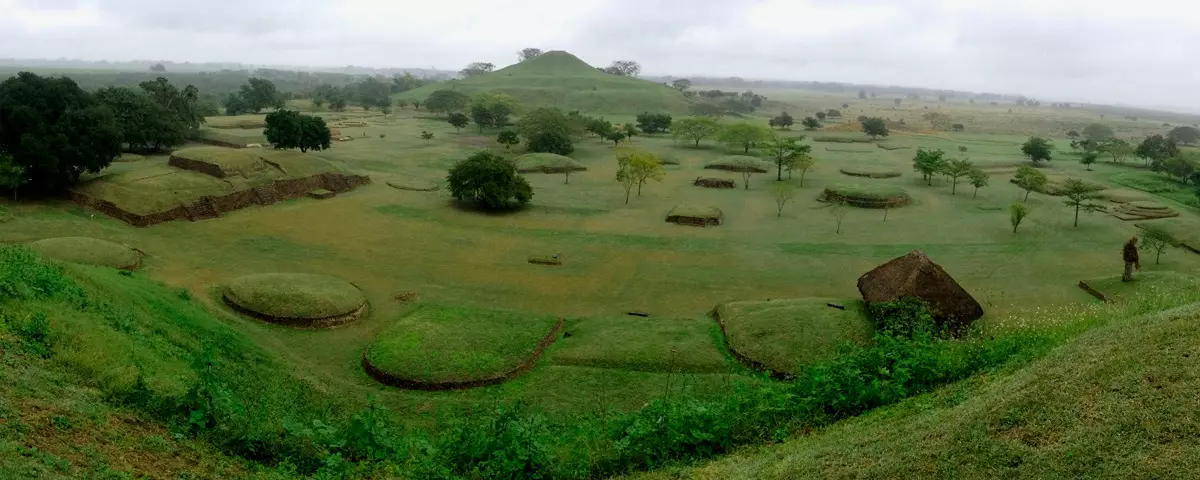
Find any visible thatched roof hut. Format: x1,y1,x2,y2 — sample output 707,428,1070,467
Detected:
856,250,983,332
666,205,724,227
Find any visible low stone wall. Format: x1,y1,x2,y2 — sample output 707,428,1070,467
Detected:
168,155,228,178
362,319,564,391
71,172,371,227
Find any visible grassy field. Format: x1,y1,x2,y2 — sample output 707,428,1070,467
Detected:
25,236,140,269
717,298,875,375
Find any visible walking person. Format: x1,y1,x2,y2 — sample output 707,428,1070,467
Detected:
1123,236,1141,282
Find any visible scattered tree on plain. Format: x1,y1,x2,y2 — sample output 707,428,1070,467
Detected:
673,116,722,147
1020,136,1053,164
771,182,796,217
826,109,841,118
861,117,889,139
719,123,773,153
958,145,968,153
353,77,392,110
1098,138,1133,164
1010,203,1029,233
0,72,121,194
1082,123,1114,140
893,98,902,106
765,135,812,181
623,123,639,142
96,87,186,152
1080,151,1098,170
420,131,434,143
425,89,471,115
614,148,665,200
605,131,627,146
264,110,332,153
671,78,692,92
1061,178,1104,227
518,107,576,155
732,157,762,190
1014,165,1047,202
410,99,422,110
826,200,849,234
1067,130,1080,138
225,78,284,114
635,112,672,134
769,112,794,130
150,63,166,72
447,151,533,210
967,168,989,198
942,158,974,195
801,117,821,131
1140,225,1176,264
1135,134,1178,169
1168,126,1200,145
447,112,469,133
470,93,519,130
497,130,520,149
459,62,495,78
912,148,947,186
603,60,641,77
517,48,543,62
791,154,815,186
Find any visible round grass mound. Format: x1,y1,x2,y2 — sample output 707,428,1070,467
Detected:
820,183,912,208
715,298,875,377
705,155,771,173
514,153,586,173
27,237,141,270
839,167,902,179
222,273,367,327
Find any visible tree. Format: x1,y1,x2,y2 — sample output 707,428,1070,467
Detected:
470,93,519,130
517,48,543,62
1010,203,1029,233
912,148,947,186
264,110,331,153
921,112,952,130
528,131,574,156
635,112,672,134
827,109,842,118
765,135,812,181
815,111,827,122
410,99,422,110
1020,136,1053,164
353,77,392,110
1082,123,1115,140
1140,224,1175,265
1067,130,1080,138
769,112,794,130
603,61,641,77
605,131,627,146
1136,134,1178,168
420,131,434,143
732,157,762,190
826,200,849,234
0,72,121,194
1080,151,1098,170
1098,138,1133,163
447,151,532,209
138,77,204,131
617,148,665,198
967,168,989,199
719,123,772,153
425,89,471,115
671,79,692,92
150,63,166,72
0,154,27,201
459,62,495,78
1014,165,1048,202
497,130,520,149
622,123,639,142
943,158,974,195
801,117,820,131
861,117,888,139
447,112,469,133
792,155,815,186
771,183,796,217
95,87,184,152
673,116,722,147
952,122,965,131
1168,126,1200,145
1161,155,1196,183
586,117,614,139
1061,178,1104,227
519,108,576,155
233,78,284,113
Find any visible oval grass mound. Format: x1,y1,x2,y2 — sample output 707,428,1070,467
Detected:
515,153,586,173
839,167,902,179
223,273,367,327
704,155,771,173
714,298,875,377
363,304,563,390
27,237,141,270
820,183,912,208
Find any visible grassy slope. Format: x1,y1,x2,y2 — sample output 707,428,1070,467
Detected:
631,301,1200,479
223,272,365,319
718,298,875,375
550,316,731,373
26,237,140,269
396,51,690,115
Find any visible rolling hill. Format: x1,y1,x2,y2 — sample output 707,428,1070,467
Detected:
396,51,691,115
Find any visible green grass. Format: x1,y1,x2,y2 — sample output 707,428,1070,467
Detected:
222,272,365,319
550,316,731,373
823,183,912,201
395,51,690,115
204,114,267,129
1083,271,1200,303
705,155,772,172
716,298,875,374
1110,171,1200,207
515,152,586,173
812,136,874,143
840,166,903,178
26,237,140,269
194,127,265,147
365,304,560,382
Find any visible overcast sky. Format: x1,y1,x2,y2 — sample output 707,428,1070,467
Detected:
3,0,1199,110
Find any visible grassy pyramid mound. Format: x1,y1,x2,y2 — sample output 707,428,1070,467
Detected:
397,51,690,114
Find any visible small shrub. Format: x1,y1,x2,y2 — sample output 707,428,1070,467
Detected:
866,298,941,338
16,311,52,358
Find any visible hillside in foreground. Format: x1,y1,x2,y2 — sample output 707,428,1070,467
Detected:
630,302,1200,479
396,51,691,114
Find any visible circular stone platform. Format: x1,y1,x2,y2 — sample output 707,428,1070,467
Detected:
27,237,141,270
222,273,367,327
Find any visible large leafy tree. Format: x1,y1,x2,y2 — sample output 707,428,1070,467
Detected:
614,148,665,202
447,151,532,209
602,60,641,77
0,72,121,194
1168,126,1200,145
967,168,990,198
229,78,284,114
354,77,393,110
447,113,469,133
139,77,204,130
425,89,471,115
263,110,331,153
1014,165,1048,202
95,87,183,152
517,107,576,155
671,78,692,92
1082,123,1114,140
768,112,794,130
496,130,520,149
912,148,947,185
942,158,974,195
1097,138,1133,164
861,117,888,139
1135,134,1178,169
635,112,672,134
1020,136,1053,164
470,93,519,130
517,48,543,62
672,116,722,147
459,62,495,78
764,135,812,181
719,123,772,153
801,117,821,131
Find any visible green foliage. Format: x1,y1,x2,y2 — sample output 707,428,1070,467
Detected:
861,117,888,139
1014,165,1048,201
967,169,989,198
1082,123,1114,140
1098,137,1133,163
264,110,332,153
528,131,575,156
420,130,434,142
1157,153,1197,183
801,117,820,130
673,116,722,147
432,403,556,479
815,111,827,121
942,158,974,195
764,135,812,181
447,112,470,132
225,77,284,114
1167,125,1200,145
425,89,471,114
867,298,939,338
518,107,578,154
350,77,392,110
1080,151,1099,170
471,93,519,130
1061,178,1105,227
459,61,496,78
1135,134,1178,169
0,153,27,199
769,112,795,130
719,122,772,153
96,86,185,152
771,182,796,217
635,112,672,134
447,151,533,210
671,78,692,91
518,48,544,62
1139,224,1175,265
912,148,947,185
1021,136,1054,164
0,72,122,194
827,109,842,118
497,130,520,149
1010,202,1029,233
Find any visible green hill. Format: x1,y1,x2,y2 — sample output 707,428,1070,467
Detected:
397,51,690,115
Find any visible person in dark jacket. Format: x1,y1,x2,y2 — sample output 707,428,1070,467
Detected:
1123,236,1140,282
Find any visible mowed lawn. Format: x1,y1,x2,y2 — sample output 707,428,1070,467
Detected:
4,105,1200,420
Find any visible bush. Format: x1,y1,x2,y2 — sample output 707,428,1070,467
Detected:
527,131,574,156
866,298,940,338
447,151,533,209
